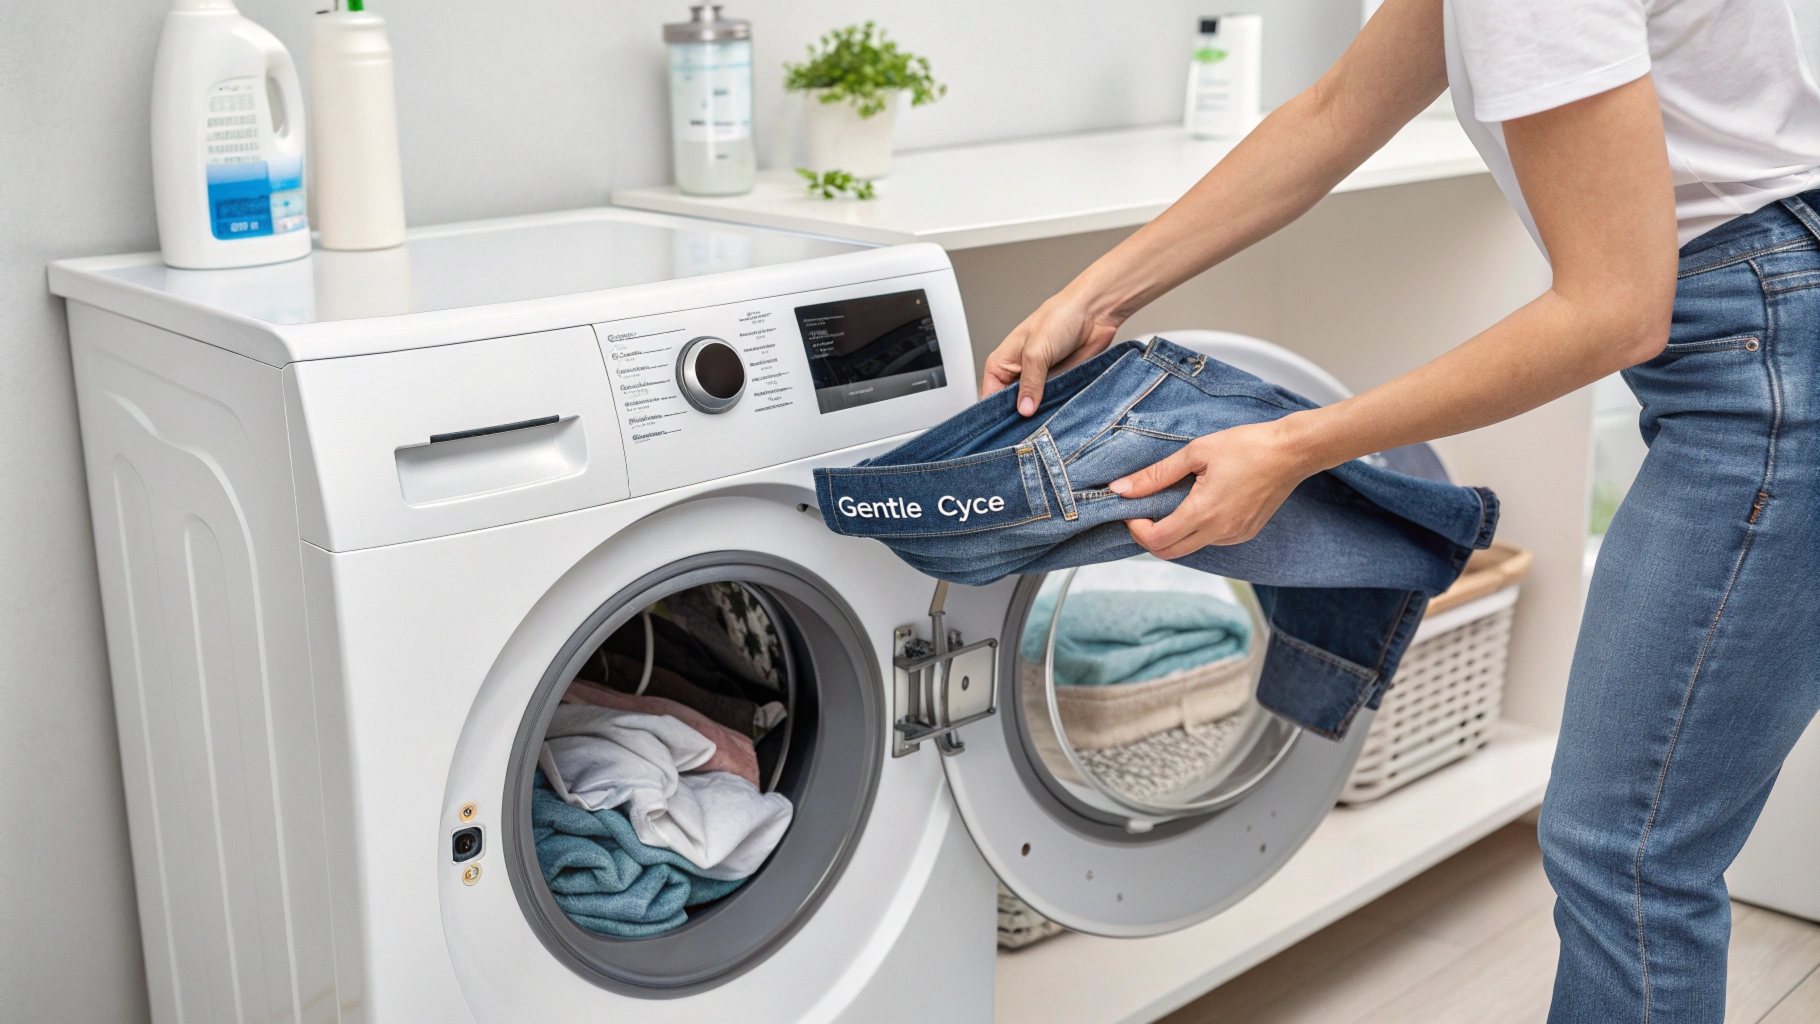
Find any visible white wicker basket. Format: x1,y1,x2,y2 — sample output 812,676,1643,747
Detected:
997,884,1066,949
1339,543,1531,804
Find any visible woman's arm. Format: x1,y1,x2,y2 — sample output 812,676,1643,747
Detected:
1118,74,1678,557
981,0,1450,413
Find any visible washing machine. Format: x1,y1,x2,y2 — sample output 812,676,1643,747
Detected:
52,209,1376,1024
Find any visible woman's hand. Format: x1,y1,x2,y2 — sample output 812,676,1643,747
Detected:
979,288,1128,416
1113,417,1320,559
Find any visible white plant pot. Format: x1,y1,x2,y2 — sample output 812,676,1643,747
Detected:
801,89,900,180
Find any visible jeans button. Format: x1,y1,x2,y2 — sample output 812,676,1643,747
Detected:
1745,338,1761,352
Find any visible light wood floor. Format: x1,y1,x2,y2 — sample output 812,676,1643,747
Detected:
1159,822,1820,1024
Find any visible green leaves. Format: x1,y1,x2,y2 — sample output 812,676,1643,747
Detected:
796,168,876,200
783,21,947,118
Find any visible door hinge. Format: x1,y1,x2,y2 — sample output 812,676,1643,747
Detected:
893,581,998,757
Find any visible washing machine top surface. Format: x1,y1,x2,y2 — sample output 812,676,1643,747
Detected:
48,207,933,366
54,208,865,327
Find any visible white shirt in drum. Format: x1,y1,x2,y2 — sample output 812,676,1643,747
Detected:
1442,0,1820,248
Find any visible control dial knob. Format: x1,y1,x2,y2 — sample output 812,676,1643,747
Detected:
675,336,746,414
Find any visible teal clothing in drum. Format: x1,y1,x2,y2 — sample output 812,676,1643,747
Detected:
1020,590,1252,688
532,774,743,937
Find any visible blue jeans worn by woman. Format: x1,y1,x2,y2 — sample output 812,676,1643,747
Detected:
1543,193,1820,1021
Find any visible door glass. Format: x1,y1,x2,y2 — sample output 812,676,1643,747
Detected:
1018,554,1296,825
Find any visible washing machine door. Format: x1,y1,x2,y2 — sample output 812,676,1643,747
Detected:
931,332,1416,937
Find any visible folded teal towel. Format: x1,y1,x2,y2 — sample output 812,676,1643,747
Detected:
533,774,745,937
1021,590,1252,687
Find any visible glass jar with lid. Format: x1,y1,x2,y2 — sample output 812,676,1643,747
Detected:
664,5,756,196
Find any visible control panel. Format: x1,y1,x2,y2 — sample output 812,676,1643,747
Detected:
594,268,971,496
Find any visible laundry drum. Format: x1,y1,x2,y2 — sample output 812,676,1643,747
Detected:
502,553,882,994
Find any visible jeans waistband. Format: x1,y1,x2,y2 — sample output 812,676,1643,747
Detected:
1679,190,1820,275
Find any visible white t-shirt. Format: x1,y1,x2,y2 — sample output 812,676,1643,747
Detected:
1444,0,1820,249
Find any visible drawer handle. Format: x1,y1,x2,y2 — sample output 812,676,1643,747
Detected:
429,415,561,444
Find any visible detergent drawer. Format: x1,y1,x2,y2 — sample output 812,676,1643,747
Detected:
286,325,629,551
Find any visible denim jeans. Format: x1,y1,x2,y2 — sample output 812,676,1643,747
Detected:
1543,194,1820,1022
814,337,1498,739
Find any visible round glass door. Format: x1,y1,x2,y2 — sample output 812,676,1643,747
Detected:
1017,554,1298,828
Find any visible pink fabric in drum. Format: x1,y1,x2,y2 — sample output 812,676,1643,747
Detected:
562,679,761,787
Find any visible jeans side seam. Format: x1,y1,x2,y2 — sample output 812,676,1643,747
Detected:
1628,265,1781,1016
1750,260,1788,512
1630,526,1757,1024
1370,590,1419,676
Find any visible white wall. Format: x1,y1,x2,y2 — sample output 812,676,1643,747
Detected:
0,0,1360,1018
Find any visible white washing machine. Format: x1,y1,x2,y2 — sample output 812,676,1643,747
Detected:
52,209,1374,1024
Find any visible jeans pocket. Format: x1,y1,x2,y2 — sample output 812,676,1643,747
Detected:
1661,334,1761,355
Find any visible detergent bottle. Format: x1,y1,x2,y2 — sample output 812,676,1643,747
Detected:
151,0,310,268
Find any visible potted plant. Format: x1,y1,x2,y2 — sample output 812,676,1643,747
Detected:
784,22,946,181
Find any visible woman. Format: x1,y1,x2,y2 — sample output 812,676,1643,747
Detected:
984,0,1820,1018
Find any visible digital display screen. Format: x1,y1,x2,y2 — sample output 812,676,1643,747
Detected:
795,289,947,413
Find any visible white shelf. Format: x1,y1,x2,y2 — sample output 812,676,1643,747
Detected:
612,117,1487,251
994,722,1555,1024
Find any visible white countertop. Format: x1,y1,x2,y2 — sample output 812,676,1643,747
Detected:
995,722,1554,1024
613,116,1487,250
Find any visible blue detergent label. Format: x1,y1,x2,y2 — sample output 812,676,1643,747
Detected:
204,78,306,240
205,158,305,239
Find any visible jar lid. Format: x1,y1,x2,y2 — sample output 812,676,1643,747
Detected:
664,4,750,43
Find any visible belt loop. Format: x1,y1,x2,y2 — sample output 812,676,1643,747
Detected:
1015,444,1052,521
1780,192,1820,244
1032,429,1079,521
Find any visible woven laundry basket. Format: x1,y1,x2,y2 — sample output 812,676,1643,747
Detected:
1338,541,1533,804
997,883,1067,949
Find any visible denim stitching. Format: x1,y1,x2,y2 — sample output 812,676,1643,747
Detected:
1780,193,1820,243
1750,262,1787,502
1268,629,1379,682
1143,347,1302,411
841,513,1053,540
1059,369,1168,466
1631,530,1755,1023
1678,238,1813,278
820,445,1026,477
1112,424,1197,442
1662,334,1758,354
1265,631,1379,740
1033,429,1079,521
1017,445,1053,523
1761,268,1820,294
1368,590,1419,676
1471,487,1499,550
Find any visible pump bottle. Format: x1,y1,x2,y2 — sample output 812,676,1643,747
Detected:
1184,15,1263,140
